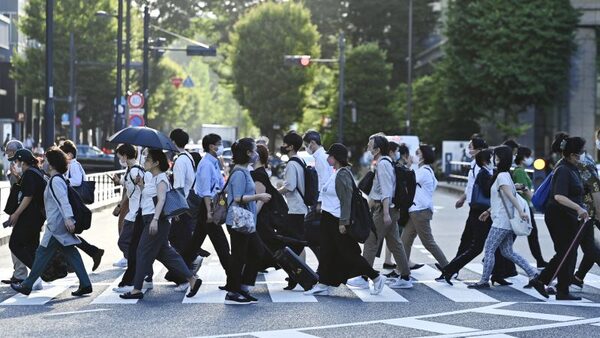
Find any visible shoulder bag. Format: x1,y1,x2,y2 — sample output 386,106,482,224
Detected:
498,179,532,236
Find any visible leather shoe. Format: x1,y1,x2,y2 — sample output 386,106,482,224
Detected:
11,283,32,296
526,278,549,299
2,277,23,285
186,278,203,298
120,291,143,299
71,286,93,297
92,249,105,272
556,292,582,301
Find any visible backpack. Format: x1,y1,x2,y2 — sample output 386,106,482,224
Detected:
49,175,92,234
389,161,417,211
288,157,319,207
343,168,376,243
531,171,553,213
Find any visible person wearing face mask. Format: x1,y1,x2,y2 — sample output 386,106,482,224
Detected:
381,141,402,270
348,134,413,289
224,138,272,304
502,139,520,164
0,140,30,286
178,133,230,286
59,140,104,271
303,130,333,194
6,149,46,291
513,146,547,268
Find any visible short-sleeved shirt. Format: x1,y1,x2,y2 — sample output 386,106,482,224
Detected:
512,166,532,205
226,167,257,226
576,155,600,219
490,172,515,230
140,172,171,216
121,165,145,222
283,157,307,215
549,160,584,217
410,165,437,212
18,167,47,230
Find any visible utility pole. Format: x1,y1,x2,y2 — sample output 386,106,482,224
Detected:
338,32,345,144
125,0,131,93
114,0,123,133
44,0,55,149
406,0,414,135
142,5,149,125
69,32,76,142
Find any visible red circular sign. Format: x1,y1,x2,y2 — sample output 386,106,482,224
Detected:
128,93,144,109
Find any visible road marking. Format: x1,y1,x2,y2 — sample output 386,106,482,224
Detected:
44,308,111,316
415,245,425,249
347,285,409,302
469,335,516,338
410,265,498,302
263,269,317,303
582,272,600,290
252,331,320,338
91,262,163,305
471,308,581,321
198,261,227,283
465,263,591,303
1,275,78,306
183,284,227,304
382,318,478,334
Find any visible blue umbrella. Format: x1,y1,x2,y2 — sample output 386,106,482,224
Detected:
107,127,178,152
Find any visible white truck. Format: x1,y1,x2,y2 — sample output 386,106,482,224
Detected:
200,124,238,148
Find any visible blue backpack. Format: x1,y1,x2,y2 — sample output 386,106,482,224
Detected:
531,172,553,213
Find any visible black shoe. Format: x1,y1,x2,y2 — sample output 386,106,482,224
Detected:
436,272,453,286
71,286,93,297
384,271,400,278
536,261,548,269
383,263,397,269
410,264,425,270
556,292,582,301
218,285,228,291
491,277,513,286
467,282,490,289
1,277,23,285
120,291,143,299
186,278,203,298
546,286,557,295
225,292,251,305
571,276,584,289
527,278,549,299
240,291,258,304
10,283,32,296
92,249,105,272
197,248,211,257
284,280,298,291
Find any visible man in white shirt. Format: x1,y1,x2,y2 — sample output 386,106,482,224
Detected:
165,129,198,290
303,130,333,193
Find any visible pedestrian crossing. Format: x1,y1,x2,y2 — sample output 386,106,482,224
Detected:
1,263,600,306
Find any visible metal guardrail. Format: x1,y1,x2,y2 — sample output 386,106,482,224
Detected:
86,169,126,209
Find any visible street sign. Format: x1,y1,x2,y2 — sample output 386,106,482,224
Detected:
129,114,145,127
129,108,145,116
183,76,194,88
128,92,144,109
61,113,69,126
171,77,183,89
75,117,81,127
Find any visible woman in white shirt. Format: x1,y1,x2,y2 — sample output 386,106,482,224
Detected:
468,146,543,293
400,145,449,270
120,149,201,300
304,143,385,297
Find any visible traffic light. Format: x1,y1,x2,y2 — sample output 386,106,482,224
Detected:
284,55,311,67
186,45,217,56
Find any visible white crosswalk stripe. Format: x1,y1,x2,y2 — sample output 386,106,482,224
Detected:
1,274,78,306
91,262,164,305
382,318,478,334
411,264,499,302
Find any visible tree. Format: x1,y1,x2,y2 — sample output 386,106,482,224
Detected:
12,0,117,142
329,43,395,158
442,0,579,137
346,0,438,86
229,2,320,148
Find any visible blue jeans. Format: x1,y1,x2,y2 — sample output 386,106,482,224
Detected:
22,237,91,289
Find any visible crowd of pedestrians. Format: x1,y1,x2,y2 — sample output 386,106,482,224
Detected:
2,127,600,305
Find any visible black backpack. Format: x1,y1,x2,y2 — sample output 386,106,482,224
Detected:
288,157,319,207
342,168,376,243
49,175,92,234
390,161,417,211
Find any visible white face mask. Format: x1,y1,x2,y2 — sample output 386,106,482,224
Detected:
523,157,534,167
596,140,600,151
216,145,224,157
485,163,494,172
395,152,401,161
305,144,314,155
15,164,22,174
579,153,587,163
119,159,128,168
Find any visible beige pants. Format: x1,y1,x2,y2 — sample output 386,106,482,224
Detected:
401,209,449,267
362,203,410,276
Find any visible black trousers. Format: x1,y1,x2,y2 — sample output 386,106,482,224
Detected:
76,236,101,258
319,211,378,286
575,221,600,280
527,208,546,265
9,221,41,268
539,209,582,293
451,207,515,278
120,212,153,286
168,213,195,254
225,228,262,293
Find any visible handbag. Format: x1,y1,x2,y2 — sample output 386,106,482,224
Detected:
152,176,190,218
230,202,256,234
499,186,532,236
471,171,491,209
4,182,20,215
178,154,203,218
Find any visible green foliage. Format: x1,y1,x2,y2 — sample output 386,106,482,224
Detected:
329,43,395,158
12,0,117,134
229,2,320,143
442,0,579,135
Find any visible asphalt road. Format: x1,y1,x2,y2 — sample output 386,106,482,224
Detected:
0,189,599,337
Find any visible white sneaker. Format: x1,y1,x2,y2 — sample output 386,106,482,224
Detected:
347,276,369,289
143,280,154,290
371,275,386,295
191,256,204,276
113,258,128,268
113,285,133,293
304,283,330,296
174,282,190,292
32,278,43,291
388,278,413,289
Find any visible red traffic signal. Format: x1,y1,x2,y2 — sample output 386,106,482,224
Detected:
284,55,312,67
